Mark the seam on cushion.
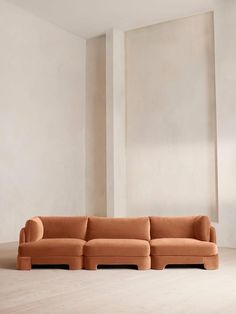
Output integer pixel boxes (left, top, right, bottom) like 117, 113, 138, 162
150, 237, 199, 240
26, 255, 84, 258
85, 255, 149, 257
86, 238, 150, 241
193, 216, 199, 239
31, 256, 84, 258
150, 254, 217, 257
151, 252, 218, 257
28, 220, 32, 242
38, 217, 44, 240
85, 217, 89, 241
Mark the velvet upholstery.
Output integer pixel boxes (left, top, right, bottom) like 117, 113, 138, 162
84, 217, 151, 270
150, 216, 218, 270
210, 226, 217, 243
17, 215, 218, 271
17, 256, 83, 270
194, 216, 211, 241
150, 216, 210, 240
87, 216, 150, 241
25, 217, 44, 242
84, 239, 150, 257
150, 238, 217, 256
18, 216, 87, 270
19, 239, 85, 257
19, 228, 26, 244
40, 216, 88, 240
151, 255, 219, 270
84, 256, 151, 270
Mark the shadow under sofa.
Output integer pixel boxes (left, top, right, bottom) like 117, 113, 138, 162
17, 215, 218, 270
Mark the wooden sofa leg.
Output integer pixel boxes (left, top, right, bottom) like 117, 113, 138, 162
17, 256, 31, 270
204, 255, 219, 270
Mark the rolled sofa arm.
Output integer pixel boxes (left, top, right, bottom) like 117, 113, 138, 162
210, 226, 216, 243
24, 217, 44, 242
19, 228, 26, 244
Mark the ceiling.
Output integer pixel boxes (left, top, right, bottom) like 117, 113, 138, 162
6, 0, 215, 39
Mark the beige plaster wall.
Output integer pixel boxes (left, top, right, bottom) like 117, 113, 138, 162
214, 0, 236, 247
126, 13, 217, 219
0, 0, 86, 242
86, 36, 106, 216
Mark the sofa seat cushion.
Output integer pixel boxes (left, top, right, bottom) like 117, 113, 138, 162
84, 239, 150, 257
19, 239, 86, 257
150, 238, 218, 256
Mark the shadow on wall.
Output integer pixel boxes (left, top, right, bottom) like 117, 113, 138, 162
126, 12, 218, 223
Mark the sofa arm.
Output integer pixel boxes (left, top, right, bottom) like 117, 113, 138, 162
24, 217, 44, 242
210, 226, 216, 243
194, 216, 211, 241
19, 228, 26, 244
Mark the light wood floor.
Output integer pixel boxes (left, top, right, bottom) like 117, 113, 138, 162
0, 243, 236, 314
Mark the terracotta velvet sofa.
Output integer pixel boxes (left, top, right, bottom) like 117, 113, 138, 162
150, 216, 218, 270
17, 216, 88, 270
84, 217, 150, 270
17, 215, 218, 270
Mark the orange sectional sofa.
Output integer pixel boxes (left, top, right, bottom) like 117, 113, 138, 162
17, 215, 218, 271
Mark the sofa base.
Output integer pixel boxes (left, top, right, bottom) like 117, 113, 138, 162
17, 256, 31, 270
151, 255, 219, 270
17, 256, 83, 270
84, 256, 151, 270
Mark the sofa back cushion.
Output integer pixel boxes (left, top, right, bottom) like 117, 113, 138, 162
40, 216, 88, 240
87, 217, 150, 241
150, 216, 210, 241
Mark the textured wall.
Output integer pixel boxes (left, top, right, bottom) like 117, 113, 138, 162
214, 0, 236, 247
86, 36, 106, 216
0, 1, 86, 242
126, 13, 217, 219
